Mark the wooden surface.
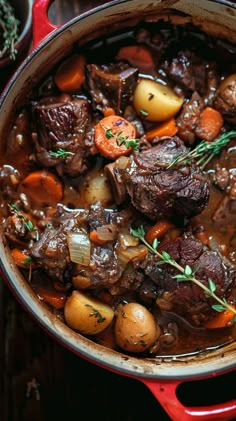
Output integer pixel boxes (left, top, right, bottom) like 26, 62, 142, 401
0, 2, 235, 421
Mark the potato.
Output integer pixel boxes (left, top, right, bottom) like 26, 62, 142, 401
214, 73, 236, 123
64, 290, 114, 335
133, 78, 184, 122
83, 170, 113, 207
114, 302, 160, 353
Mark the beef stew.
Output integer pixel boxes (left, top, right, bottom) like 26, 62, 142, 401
1, 19, 236, 358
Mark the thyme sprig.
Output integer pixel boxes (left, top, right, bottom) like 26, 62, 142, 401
167, 130, 236, 170
102, 124, 139, 151
130, 226, 236, 320
49, 148, 75, 159
9, 204, 37, 233
0, 0, 20, 60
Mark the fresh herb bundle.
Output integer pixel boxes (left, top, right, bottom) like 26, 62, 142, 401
0, 0, 20, 61
168, 130, 236, 170
131, 225, 236, 321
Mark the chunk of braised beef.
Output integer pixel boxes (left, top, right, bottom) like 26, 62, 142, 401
161, 50, 214, 96
86, 62, 139, 115
30, 217, 78, 281
141, 233, 236, 326
176, 92, 204, 144
106, 137, 209, 221
140, 232, 235, 326
32, 97, 94, 176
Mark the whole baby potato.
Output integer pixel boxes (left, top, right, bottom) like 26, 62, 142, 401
133, 78, 184, 122
214, 73, 236, 123
64, 290, 114, 335
114, 302, 160, 353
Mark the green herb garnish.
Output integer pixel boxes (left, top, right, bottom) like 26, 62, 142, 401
0, 0, 20, 60
168, 130, 236, 170
130, 225, 236, 320
9, 204, 37, 233
85, 304, 106, 323
103, 125, 139, 151
49, 148, 75, 159
139, 109, 149, 117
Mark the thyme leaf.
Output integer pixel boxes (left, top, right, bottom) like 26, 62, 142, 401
130, 225, 236, 319
102, 124, 139, 151
85, 304, 106, 323
49, 148, 75, 159
9, 204, 37, 233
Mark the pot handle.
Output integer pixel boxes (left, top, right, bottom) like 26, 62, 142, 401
32, 0, 59, 48
142, 378, 236, 421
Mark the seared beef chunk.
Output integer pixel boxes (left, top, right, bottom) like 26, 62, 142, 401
106, 137, 209, 220
161, 50, 216, 96
141, 232, 235, 326
86, 62, 139, 115
33, 97, 93, 176
176, 92, 204, 144
30, 216, 78, 281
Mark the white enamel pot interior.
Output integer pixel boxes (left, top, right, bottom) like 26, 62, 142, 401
0, 1, 236, 420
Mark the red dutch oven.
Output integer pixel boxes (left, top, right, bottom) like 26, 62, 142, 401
0, 1, 236, 420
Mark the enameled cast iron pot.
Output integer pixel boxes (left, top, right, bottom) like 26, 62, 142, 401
0, 1, 236, 419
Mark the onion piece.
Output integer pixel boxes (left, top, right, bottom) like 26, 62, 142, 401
118, 229, 139, 247
67, 232, 91, 266
116, 245, 148, 266
96, 224, 118, 241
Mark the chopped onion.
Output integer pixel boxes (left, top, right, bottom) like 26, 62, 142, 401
96, 224, 118, 241
116, 245, 148, 266
72, 274, 92, 290
118, 229, 139, 248
67, 232, 91, 266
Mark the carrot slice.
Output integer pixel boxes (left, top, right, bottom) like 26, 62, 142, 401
146, 118, 178, 141
89, 230, 108, 245
94, 115, 137, 160
116, 45, 154, 70
35, 287, 67, 310
103, 107, 116, 117
195, 107, 224, 142
11, 248, 35, 269
145, 220, 174, 245
54, 54, 86, 93
18, 170, 63, 206
205, 305, 236, 329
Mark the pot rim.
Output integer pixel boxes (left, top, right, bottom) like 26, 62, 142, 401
0, 0, 236, 381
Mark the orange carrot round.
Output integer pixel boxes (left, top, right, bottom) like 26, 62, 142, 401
11, 248, 35, 269
145, 220, 174, 245
116, 45, 154, 70
195, 107, 224, 142
54, 54, 86, 93
146, 118, 178, 141
35, 287, 67, 310
103, 107, 116, 117
94, 115, 137, 160
89, 230, 108, 245
18, 170, 63, 206
205, 305, 236, 329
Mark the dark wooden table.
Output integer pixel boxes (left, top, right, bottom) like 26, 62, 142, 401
0, 1, 172, 420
